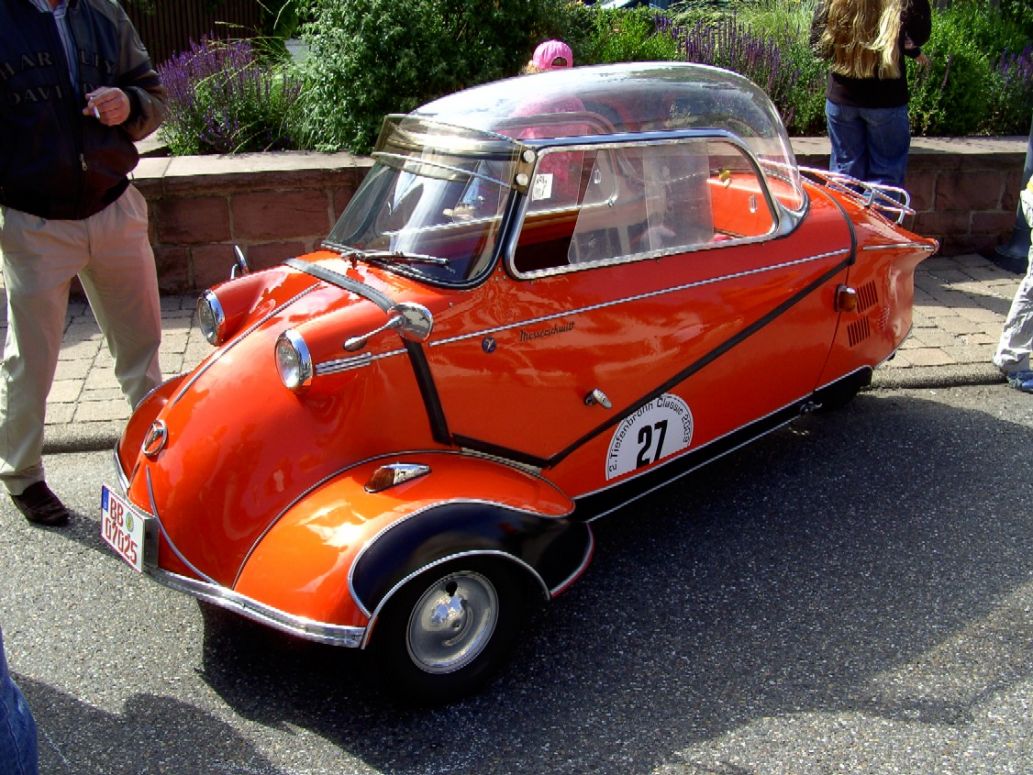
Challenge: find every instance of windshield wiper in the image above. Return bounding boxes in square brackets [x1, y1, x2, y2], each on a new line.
[322, 241, 451, 272]
[364, 249, 451, 267]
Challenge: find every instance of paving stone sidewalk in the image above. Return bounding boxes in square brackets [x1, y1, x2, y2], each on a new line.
[0, 252, 1024, 453]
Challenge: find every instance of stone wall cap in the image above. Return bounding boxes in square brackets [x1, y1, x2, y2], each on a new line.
[133, 150, 373, 182]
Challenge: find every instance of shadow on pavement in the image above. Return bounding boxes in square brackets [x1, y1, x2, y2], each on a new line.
[19, 674, 288, 775]
[193, 388, 1033, 774]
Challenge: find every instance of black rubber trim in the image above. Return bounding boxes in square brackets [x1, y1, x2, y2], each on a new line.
[449, 252, 854, 470]
[572, 399, 806, 519]
[404, 341, 451, 444]
[548, 254, 853, 467]
[351, 502, 591, 612]
[284, 257, 394, 311]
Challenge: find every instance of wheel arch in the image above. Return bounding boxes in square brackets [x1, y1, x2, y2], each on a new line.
[350, 500, 594, 647]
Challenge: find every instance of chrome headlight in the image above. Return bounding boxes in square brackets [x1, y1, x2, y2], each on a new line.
[196, 290, 226, 345]
[274, 329, 313, 391]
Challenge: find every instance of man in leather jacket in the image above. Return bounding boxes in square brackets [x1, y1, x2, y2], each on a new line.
[0, 0, 167, 526]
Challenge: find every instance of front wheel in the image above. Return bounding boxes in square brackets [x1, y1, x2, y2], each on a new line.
[372, 559, 527, 703]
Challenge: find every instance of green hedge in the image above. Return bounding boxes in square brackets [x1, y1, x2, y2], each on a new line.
[159, 0, 1033, 156]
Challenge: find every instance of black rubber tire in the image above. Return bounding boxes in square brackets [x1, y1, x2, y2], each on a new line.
[371, 558, 527, 704]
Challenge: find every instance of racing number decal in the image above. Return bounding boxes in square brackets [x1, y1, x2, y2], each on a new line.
[606, 394, 694, 480]
[636, 421, 669, 467]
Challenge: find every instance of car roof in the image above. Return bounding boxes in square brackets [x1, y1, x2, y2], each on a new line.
[412, 62, 804, 211]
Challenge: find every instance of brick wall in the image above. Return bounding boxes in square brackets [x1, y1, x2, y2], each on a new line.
[133, 137, 1028, 294]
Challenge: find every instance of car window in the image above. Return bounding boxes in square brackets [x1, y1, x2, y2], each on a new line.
[512, 138, 777, 276]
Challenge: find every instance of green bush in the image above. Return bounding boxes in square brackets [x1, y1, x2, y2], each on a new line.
[576, 8, 680, 65]
[294, 0, 585, 154]
[157, 0, 1031, 156]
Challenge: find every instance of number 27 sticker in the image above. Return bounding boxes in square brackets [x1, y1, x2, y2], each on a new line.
[605, 394, 694, 480]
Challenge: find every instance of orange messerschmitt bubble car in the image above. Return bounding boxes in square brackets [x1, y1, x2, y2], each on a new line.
[101, 62, 938, 701]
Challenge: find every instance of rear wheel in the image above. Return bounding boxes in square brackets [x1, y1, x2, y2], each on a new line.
[373, 559, 527, 703]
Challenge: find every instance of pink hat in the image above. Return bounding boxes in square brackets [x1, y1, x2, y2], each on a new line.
[532, 40, 574, 70]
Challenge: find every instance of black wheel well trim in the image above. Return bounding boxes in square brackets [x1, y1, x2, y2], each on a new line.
[359, 549, 549, 650]
[346, 497, 577, 618]
[234, 450, 571, 590]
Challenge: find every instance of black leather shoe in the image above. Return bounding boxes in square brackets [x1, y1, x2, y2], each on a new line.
[10, 482, 71, 527]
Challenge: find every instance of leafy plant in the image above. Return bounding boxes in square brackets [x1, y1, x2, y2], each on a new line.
[677, 15, 826, 134]
[294, 0, 583, 154]
[983, 45, 1033, 135]
[157, 38, 303, 154]
[576, 8, 680, 64]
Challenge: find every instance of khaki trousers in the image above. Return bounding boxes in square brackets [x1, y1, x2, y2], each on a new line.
[0, 185, 162, 495]
[993, 187, 1033, 375]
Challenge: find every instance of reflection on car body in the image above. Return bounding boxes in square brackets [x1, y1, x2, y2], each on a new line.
[100, 62, 937, 702]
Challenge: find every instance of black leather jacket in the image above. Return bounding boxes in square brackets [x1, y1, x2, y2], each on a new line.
[0, 0, 166, 219]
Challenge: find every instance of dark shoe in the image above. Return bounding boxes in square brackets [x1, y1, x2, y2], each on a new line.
[10, 482, 71, 527]
[1005, 370, 1033, 394]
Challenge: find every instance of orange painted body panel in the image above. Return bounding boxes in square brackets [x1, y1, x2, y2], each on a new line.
[104, 64, 939, 652]
[232, 454, 572, 627]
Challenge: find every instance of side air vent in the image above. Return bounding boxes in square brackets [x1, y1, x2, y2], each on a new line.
[856, 281, 879, 311]
[847, 318, 871, 347]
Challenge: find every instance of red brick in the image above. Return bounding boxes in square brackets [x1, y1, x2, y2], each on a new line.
[934, 170, 1006, 211]
[156, 196, 231, 244]
[191, 244, 236, 290]
[970, 210, 1019, 235]
[914, 209, 971, 237]
[231, 190, 332, 240]
[154, 245, 190, 293]
[245, 241, 308, 271]
[904, 169, 936, 211]
[333, 187, 358, 218]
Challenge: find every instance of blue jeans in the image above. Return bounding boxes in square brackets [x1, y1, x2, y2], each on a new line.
[826, 100, 911, 189]
[0, 631, 38, 775]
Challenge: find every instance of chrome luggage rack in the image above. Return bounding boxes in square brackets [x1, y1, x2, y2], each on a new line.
[799, 166, 914, 224]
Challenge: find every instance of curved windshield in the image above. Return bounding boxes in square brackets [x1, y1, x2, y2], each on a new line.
[325, 118, 523, 286]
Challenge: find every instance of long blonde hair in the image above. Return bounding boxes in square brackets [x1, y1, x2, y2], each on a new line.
[820, 0, 905, 79]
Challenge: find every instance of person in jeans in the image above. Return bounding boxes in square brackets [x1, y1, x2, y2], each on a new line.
[0, 0, 167, 527]
[0, 628, 38, 775]
[992, 178, 1033, 393]
[810, 0, 931, 189]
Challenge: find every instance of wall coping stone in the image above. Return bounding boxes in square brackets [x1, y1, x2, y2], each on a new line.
[132, 136, 1028, 185]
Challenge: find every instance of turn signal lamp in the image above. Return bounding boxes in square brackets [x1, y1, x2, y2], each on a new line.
[365, 463, 431, 493]
[836, 285, 858, 312]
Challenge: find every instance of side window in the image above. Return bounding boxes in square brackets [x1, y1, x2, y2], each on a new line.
[569, 140, 716, 264]
[703, 140, 776, 240]
[512, 139, 777, 276]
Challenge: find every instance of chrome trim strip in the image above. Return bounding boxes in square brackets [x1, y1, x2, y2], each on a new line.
[579, 393, 809, 522]
[348, 496, 576, 619]
[172, 284, 321, 407]
[112, 444, 129, 492]
[861, 242, 938, 252]
[360, 549, 550, 649]
[813, 365, 872, 394]
[430, 249, 850, 347]
[314, 348, 406, 376]
[149, 568, 365, 648]
[145, 468, 218, 586]
[548, 528, 595, 598]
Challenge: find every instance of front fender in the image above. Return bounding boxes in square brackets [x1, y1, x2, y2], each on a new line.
[232, 452, 587, 635]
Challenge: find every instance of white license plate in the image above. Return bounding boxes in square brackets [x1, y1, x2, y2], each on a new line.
[100, 485, 149, 573]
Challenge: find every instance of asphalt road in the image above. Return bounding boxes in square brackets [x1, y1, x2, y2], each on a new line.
[2, 384, 1032, 775]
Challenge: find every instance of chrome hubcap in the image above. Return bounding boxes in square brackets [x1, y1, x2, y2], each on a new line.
[406, 570, 498, 674]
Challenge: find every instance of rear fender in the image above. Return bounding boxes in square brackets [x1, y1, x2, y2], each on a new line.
[232, 453, 589, 636]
